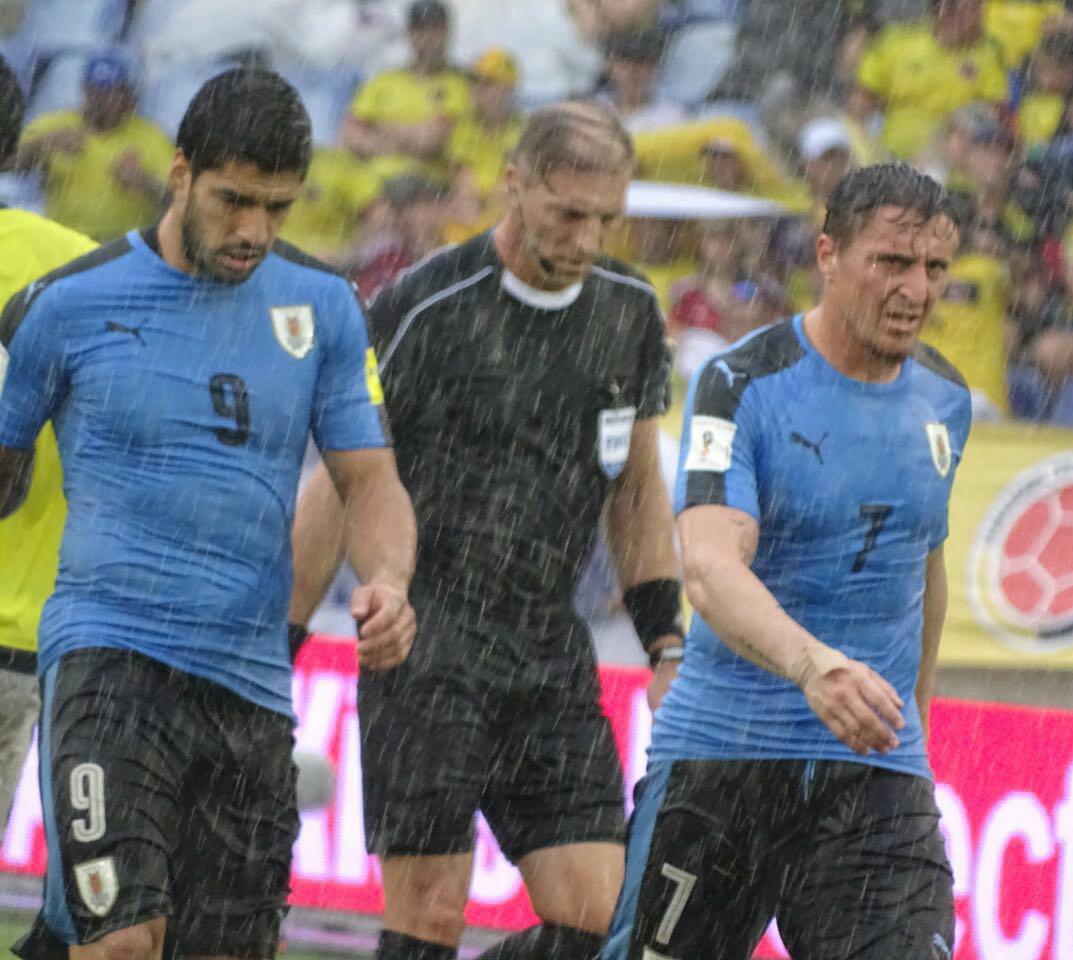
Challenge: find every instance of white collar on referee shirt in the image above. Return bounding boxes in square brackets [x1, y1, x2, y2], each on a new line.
[500, 269, 583, 310]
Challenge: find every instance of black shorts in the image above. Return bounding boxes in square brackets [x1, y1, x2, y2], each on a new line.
[603, 759, 954, 960]
[15, 648, 299, 960]
[359, 602, 626, 862]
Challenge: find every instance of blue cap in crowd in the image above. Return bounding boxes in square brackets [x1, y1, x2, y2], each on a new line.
[83, 50, 135, 90]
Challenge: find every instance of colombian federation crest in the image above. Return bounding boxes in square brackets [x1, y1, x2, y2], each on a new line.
[925, 422, 951, 477]
[74, 857, 118, 917]
[270, 305, 315, 359]
[968, 453, 1073, 653]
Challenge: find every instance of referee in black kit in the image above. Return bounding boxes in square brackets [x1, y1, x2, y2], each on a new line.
[289, 101, 682, 960]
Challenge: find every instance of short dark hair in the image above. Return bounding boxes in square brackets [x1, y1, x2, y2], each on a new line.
[822, 162, 959, 245]
[177, 68, 312, 179]
[0, 53, 25, 168]
[512, 101, 634, 181]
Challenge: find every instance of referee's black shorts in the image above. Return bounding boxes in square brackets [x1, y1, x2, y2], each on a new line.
[15, 648, 299, 960]
[602, 758, 955, 960]
[359, 596, 626, 862]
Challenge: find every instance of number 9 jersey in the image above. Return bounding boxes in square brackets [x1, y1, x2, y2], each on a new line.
[657, 315, 972, 778]
[0, 227, 389, 717]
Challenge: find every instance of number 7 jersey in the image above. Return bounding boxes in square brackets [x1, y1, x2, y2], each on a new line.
[0, 228, 389, 716]
[655, 315, 972, 778]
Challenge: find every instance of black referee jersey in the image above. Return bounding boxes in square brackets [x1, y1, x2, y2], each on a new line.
[367, 231, 671, 625]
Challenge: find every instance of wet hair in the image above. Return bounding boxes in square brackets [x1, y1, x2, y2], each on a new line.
[822, 162, 959, 246]
[0, 54, 25, 168]
[511, 101, 634, 181]
[177, 68, 312, 179]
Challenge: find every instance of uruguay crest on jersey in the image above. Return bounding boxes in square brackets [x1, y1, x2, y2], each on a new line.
[926, 421, 952, 477]
[270, 305, 315, 359]
[74, 856, 118, 917]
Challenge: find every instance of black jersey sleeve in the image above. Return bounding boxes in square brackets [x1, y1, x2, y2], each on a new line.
[635, 297, 672, 419]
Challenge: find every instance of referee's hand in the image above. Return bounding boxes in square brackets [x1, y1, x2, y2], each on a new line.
[351, 582, 415, 671]
[796, 644, 905, 756]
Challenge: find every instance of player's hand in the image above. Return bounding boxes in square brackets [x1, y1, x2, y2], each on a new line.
[351, 581, 415, 671]
[646, 660, 679, 712]
[794, 643, 905, 756]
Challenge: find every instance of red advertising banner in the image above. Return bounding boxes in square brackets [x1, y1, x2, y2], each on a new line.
[4, 636, 1073, 960]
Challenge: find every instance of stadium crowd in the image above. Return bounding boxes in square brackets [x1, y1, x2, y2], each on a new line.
[3, 0, 1073, 426]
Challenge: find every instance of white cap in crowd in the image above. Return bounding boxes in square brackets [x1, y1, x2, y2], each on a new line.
[798, 117, 852, 162]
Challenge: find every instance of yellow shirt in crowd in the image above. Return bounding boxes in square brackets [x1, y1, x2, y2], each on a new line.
[446, 114, 523, 198]
[350, 67, 471, 182]
[986, 0, 1067, 67]
[0, 209, 96, 655]
[22, 111, 173, 241]
[922, 251, 1010, 417]
[857, 21, 1008, 159]
[278, 148, 384, 259]
[1019, 91, 1065, 146]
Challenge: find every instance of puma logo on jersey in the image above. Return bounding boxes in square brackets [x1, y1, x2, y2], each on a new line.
[713, 359, 745, 389]
[790, 430, 827, 465]
[105, 321, 146, 346]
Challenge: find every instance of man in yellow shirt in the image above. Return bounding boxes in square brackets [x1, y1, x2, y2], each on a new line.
[0, 55, 97, 831]
[857, 0, 1009, 160]
[341, 0, 471, 184]
[447, 48, 523, 233]
[987, 0, 1069, 68]
[277, 147, 384, 260]
[15, 50, 172, 241]
[1018, 30, 1073, 146]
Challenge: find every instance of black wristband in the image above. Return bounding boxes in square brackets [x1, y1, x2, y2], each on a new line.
[288, 623, 310, 663]
[622, 579, 684, 653]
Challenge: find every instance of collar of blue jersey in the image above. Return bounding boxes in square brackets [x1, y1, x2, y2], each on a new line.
[141, 224, 162, 255]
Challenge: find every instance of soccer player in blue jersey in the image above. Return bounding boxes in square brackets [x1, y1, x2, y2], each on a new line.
[0, 69, 416, 960]
[602, 163, 970, 960]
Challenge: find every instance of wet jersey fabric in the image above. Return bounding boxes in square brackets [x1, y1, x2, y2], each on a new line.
[0, 208, 96, 662]
[0, 229, 388, 715]
[654, 315, 972, 778]
[368, 231, 671, 626]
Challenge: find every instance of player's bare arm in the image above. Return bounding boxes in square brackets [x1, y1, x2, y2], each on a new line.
[290, 462, 348, 627]
[606, 417, 682, 710]
[322, 446, 417, 671]
[918, 545, 948, 743]
[0, 446, 33, 519]
[679, 503, 906, 755]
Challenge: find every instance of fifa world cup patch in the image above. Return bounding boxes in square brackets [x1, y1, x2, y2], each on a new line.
[270, 305, 315, 359]
[685, 415, 736, 473]
[364, 348, 384, 405]
[74, 856, 118, 917]
[0, 342, 8, 400]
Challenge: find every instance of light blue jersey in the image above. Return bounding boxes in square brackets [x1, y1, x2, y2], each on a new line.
[0, 228, 388, 715]
[654, 315, 972, 778]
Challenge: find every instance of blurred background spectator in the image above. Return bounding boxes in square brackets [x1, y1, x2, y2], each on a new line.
[14, 47, 170, 240]
[344, 172, 450, 299]
[856, 0, 1008, 161]
[341, 0, 470, 184]
[445, 47, 522, 235]
[593, 30, 687, 132]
